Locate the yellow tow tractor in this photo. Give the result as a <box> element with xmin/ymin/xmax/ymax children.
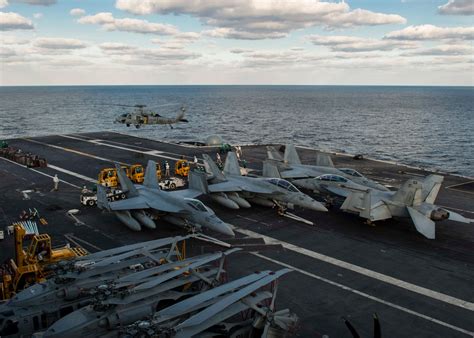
<box><xmin>0</xmin><ymin>223</ymin><xmax>87</xmax><ymax>300</ymax></box>
<box><xmin>175</xmin><ymin>159</ymin><xmax>190</xmax><ymax>177</ymax></box>
<box><xmin>129</xmin><ymin>164</ymin><xmax>144</xmax><ymax>184</ymax></box>
<box><xmin>98</xmin><ymin>164</ymin><xmax>145</xmax><ymax>187</ymax></box>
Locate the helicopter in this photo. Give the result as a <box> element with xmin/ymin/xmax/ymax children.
<box><xmin>114</xmin><ymin>104</ymin><xmax>189</xmax><ymax>129</ymax></box>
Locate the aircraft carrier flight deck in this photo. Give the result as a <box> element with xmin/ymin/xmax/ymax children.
<box><xmin>0</xmin><ymin>132</ymin><xmax>473</xmax><ymax>338</ymax></box>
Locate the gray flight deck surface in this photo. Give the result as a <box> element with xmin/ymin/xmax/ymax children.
<box><xmin>0</xmin><ymin>132</ymin><xmax>473</xmax><ymax>338</ymax></box>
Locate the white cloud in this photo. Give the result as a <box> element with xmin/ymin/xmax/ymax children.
<box><xmin>308</xmin><ymin>34</ymin><xmax>417</xmax><ymax>52</ymax></box>
<box><xmin>70</xmin><ymin>8</ymin><xmax>85</xmax><ymax>17</ymax></box>
<box><xmin>402</xmin><ymin>44</ymin><xmax>473</xmax><ymax>56</ymax></box>
<box><xmin>33</xmin><ymin>12</ymin><xmax>43</xmax><ymax>19</ymax></box>
<box><xmin>78</xmin><ymin>12</ymin><xmax>178</xmax><ymax>35</ymax></box>
<box><xmin>115</xmin><ymin>0</ymin><xmax>406</xmax><ymax>40</ymax></box>
<box><xmin>0</xmin><ymin>34</ymin><xmax>29</xmax><ymax>44</ymax></box>
<box><xmin>11</xmin><ymin>0</ymin><xmax>56</xmax><ymax>5</ymax></box>
<box><xmin>230</xmin><ymin>48</ymin><xmax>253</xmax><ymax>54</ymax></box>
<box><xmin>385</xmin><ymin>25</ymin><xmax>474</xmax><ymax>40</ymax></box>
<box><xmin>203</xmin><ymin>27</ymin><xmax>286</xmax><ymax>40</ymax></box>
<box><xmin>0</xmin><ymin>12</ymin><xmax>34</xmax><ymax>30</ymax></box>
<box><xmin>0</xmin><ymin>46</ymin><xmax>16</xmax><ymax>57</ymax></box>
<box><xmin>438</xmin><ymin>0</ymin><xmax>474</xmax><ymax>15</ymax></box>
<box><xmin>99</xmin><ymin>41</ymin><xmax>200</xmax><ymax>65</ymax></box>
<box><xmin>0</xmin><ymin>0</ymin><xmax>8</xmax><ymax>9</ymax></box>
<box><xmin>34</xmin><ymin>37</ymin><xmax>87</xmax><ymax>49</ymax></box>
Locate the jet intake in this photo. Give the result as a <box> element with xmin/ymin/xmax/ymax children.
<box><xmin>211</xmin><ymin>193</ymin><xmax>240</xmax><ymax>209</ymax></box>
<box><xmin>226</xmin><ymin>192</ymin><xmax>251</xmax><ymax>208</ymax></box>
<box><xmin>132</xmin><ymin>210</ymin><xmax>156</xmax><ymax>229</ymax></box>
<box><xmin>115</xmin><ymin>211</ymin><xmax>142</xmax><ymax>231</ymax></box>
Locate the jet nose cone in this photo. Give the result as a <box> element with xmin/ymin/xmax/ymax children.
<box><xmin>212</xmin><ymin>221</ymin><xmax>235</xmax><ymax>237</ymax></box>
<box><xmin>309</xmin><ymin>199</ymin><xmax>328</xmax><ymax>212</ymax></box>
<box><xmin>222</xmin><ymin>223</ymin><xmax>235</xmax><ymax>237</ymax></box>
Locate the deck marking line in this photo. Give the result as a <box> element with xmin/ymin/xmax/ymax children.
<box><xmin>446</xmin><ymin>181</ymin><xmax>474</xmax><ymax>189</ymax></box>
<box><xmin>61</xmin><ymin>135</ymin><xmax>187</xmax><ymax>161</ymax></box>
<box><xmin>252</xmin><ymin>252</ymin><xmax>474</xmax><ymax>337</ymax></box>
<box><xmin>47</xmin><ymin>164</ymin><xmax>97</xmax><ymax>184</ymax></box>
<box><xmin>439</xmin><ymin>205</ymin><xmax>474</xmax><ymax>215</ymax></box>
<box><xmin>235</xmin><ymin>227</ymin><xmax>474</xmax><ymax>312</ymax></box>
<box><xmin>0</xmin><ymin>157</ymin><xmax>82</xmax><ymax>189</ymax></box>
<box><xmin>23</xmin><ymin>138</ymin><xmax>130</xmax><ymax>165</ymax></box>
<box><xmin>65</xmin><ymin>233</ymin><xmax>102</xmax><ymax>252</ymax></box>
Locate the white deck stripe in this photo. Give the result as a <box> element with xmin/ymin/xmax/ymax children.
<box><xmin>235</xmin><ymin>227</ymin><xmax>474</xmax><ymax>312</ymax></box>
<box><xmin>23</xmin><ymin>138</ymin><xmax>130</xmax><ymax>165</ymax></box>
<box><xmin>0</xmin><ymin>157</ymin><xmax>81</xmax><ymax>189</ymax></box>
<box><xmin>252</xmin><ymin>253</ymin><xmax>474</xmax><ymax>337</ymax></box>
<box><xmin>61</xmin><ymin>135</ymin><xmax>187</xmax><ymax>161</ymax></box>
<box><xmin>47</xmin><ymin>164</ymin><xmax>97</xmax><ymax>184</ymax></box>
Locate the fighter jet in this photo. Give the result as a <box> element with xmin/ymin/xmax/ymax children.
<box><xmin>202</xmin><ymin>152</ymin><xmax>328</xmax><ymax>213</ymax></box>
<box><xmin>267</xmin><ymin>144</ymin><xmax>388</xmax><ymax>192</ymax></box>
<box><xmin>327</xmin><ymin>174</ymin><xmax>472</xmax><ymax>239</ymax></box>
<box><xmin>97</xmin><ymin>161</ymin><xmax>234</xmax><ymax>236</ymax></box>
<box><xmin>43</xmin><ymin>249</ymin><xmax>240</xmax><ymax>338</ymax></box>
<box><xmin>0</xmin><ymin>236</ymin><xmax>190</xmax><ymax>336</ymax></box>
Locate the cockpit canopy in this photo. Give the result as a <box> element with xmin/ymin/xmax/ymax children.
<box><xmin>339</xmin><ymin>168</ymin><xmax>363</xmax><ymax>178</ymax></box>
<box><xmin>316</xmin><ymin>174</ymin><xmax>348</xmax><ymax>183</ymax></box>
<box><xmin>267</xmin><ymin>178</ymin><xmax>300</xmax><ymax>192</ymax></box>
<box><xmin>184</xmin><ymin>198</ymin><xmax>208</xmax><ymax>212</ymax></box>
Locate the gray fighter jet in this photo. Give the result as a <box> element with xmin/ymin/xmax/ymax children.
<box><xmin>323</xmin><ymin>174</ymin><xmax>472</xmax><ymax>239</ymax></box>
<box><xmin>43</xmin><ymin>248</ymin><xmax>240</xmax><ymax>337</ymax></box>
<box><xmin>97</xmin><ymin>161</ymin><xmax>234</xmax><ymax>236</ymax></box>
<box><xmin>267</xmin><ymin>144</ymin><xmax>388</xmax><ymax>191</ymax></box>
<box><xmin>114</xmin><ymin>105</ymin><xmax>188</xmax><ymax>128</ymax></box>
<box><xmin>202</xmin><ymin>152</ymin><xmax>328</xmax><ymax>212</ymax></box>
<box><xmin>0</xmin><ymin>236</ymin><xmax>189</xmax><ymax>336</ymax></box>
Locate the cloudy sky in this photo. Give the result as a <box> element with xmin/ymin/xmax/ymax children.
<box><xmin>0</xmin><ymin>0</ymin><xmax>472</xmax><ymax>85</ymax></box>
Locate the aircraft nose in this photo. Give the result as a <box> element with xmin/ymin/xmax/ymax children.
<box><xmin>206</xmin><ymin>218</ymin><xmax>235</xmax><ymax>237</ymax></box>
<box><xmin>311</xmin><ymin>200</ymin><xmax>328</xmax><ymax>212</ymax></box>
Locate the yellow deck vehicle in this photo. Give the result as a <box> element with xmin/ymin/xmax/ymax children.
<box><xmin>98</xmin><ymin>164</ymin><xmax>145</xmax><ymax>187</ymax></box>
<box><xmin>175</xmin><ymin>160</ymin><xmax>190</xmax><ymax>177</ymax></box>
<box><xmin>0</xmin><ymin>223</ymin><xmax>87</xmax><ymax>300</ymax></box>
<box><xmin>129</xmin><ymin>164</ymin><xmax>144</xmax><ymax>183</ymax></box>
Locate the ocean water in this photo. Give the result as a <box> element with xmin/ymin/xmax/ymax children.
<box><xmin>0</xmin><ymin>85</ymin><xmax>472</xmax><ymax>177</ymax></box>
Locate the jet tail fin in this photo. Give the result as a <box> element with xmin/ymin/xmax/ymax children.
<box><xmin>143</xmin><ymin>160</ymin><xmax>159</xmax><ymax>189</ymax></box>
<box><xmin>176</xmin><ymin>107</ymin><xmax>188</xmax><ymax>122</ymax></box>
<box><xmin>115</xmin><ymin>163</ymin><xmax>139</xmax><ymax>197</ymax></box>
<box><xmin>267</xmin><ymin>146</ymin><xmax>284</xmax><ymax>162</ymax></box>
<box><xmin>283</xmin><ymin>144</ymin><xmax>301</xmax><ymax>165</ymax></box>
<box><xmin>202</xmin><ymin>154</ymin><xmax>226</xmax><ymax>182</ymax></box>
<box><xmin>421</xmin><ymin>174</ymin><xmax>444</xmax><ymax>204</ymax></box>
<box><xmin>223</xmin><ymin>152</ymin><xmax>241</xmax><ymax>176</ymax></box>
<box><xmin>188</xmin><ymin>171</ymin><xmax>209</xmax><ymax>194</ymax></box>
<box><xmin>315</xmin><ymin>152</ymin><xmax>335</xmax><ymax>167</ymax></box>
<box><xmin>96</xmin><ymin>184</ymin><xmax>110</xmax><ymax>211</ymax></box>
<box><xmin>262</xmin><ymin>160</ymin><xmax>281</xmax><ymax>178</ymax></box>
